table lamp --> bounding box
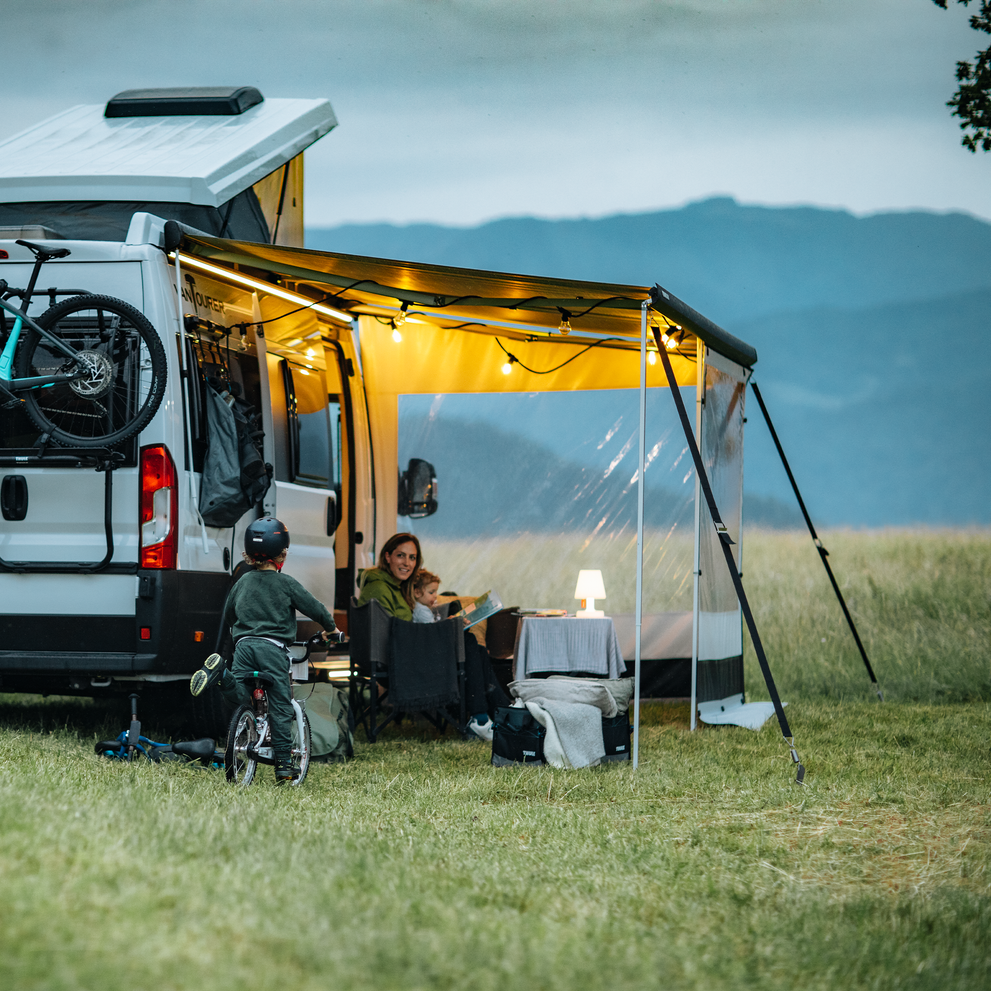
[574,569,606,618]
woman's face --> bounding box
[384,541,418,581]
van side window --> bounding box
[278,359,334,489]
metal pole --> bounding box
[632,300,649,769]
[690,338,704,730]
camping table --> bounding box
[513,616,624,680]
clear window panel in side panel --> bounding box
[398,388,696,629]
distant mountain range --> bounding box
[308,199,991,527]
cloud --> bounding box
[1,0,986,224]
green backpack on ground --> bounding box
[295,683,354,762]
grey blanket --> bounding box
[510,677,620,717]
[524,698,605,769]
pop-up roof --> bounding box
[0,88,336,207]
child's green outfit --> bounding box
[218,569,336,771]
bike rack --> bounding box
[0,436,128,575]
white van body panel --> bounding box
[1,573,137,615]
[270,479,335,608]
[0,466,138,565]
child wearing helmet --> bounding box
[189,516,340,783]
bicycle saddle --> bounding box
[171,738,217,761]
[16,239,71,261]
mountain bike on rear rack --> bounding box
[0,239,166,448]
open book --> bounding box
[453,590,504,629]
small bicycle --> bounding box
[0,240,167,448]
[95,693,220,766]
[224,634,334,787]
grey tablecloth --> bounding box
[514,617,624,679]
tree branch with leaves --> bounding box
[934,0,991,150]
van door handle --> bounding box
[1,475,28,521]
[326,493,338,536]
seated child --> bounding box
[412,569,441,623]
[410,569,498,742]
[189,516,339,783]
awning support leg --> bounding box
[749,380,882,702]
[655,330,805,784]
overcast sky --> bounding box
[3,0,988,226]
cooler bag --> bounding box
[491,705,545,766]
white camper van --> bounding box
[2,87,764,738]
[0,87,404,731]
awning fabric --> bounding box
[175,232,758,389]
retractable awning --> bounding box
[173,230,758,386]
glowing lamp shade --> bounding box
[574,569,606,618]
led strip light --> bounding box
[175,252,353,324]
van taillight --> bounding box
[140,444,177,569]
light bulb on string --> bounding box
[391,320,402,343]
[394,302,409,328]
[501,354,517,375]
[558,309,572,335]
[647,350,657,366]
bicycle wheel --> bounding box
[15,294,166,448]
[225,705,258,785]
[289,705,311,786]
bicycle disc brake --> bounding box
[68,350,115,399]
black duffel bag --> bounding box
[491,705,545,766]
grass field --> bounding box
[1,530,989,991]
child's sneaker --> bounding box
[467,715,494,742]
[275,762,299,785]
[189,653,224,697]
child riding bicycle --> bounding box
[190,516,340,784]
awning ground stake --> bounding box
[749,381,883,702]
[653,323,806,784]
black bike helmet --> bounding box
[244,516,290,560]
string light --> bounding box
[648,350,657,365]
[558,309,572,335]
[663,324,683,350]
[501,355,517,375]
[391,324,403,343]
[394,302,409,327]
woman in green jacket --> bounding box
[357,532,506,740]
[357,532,421,620]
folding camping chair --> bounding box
[349,597,466,742]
